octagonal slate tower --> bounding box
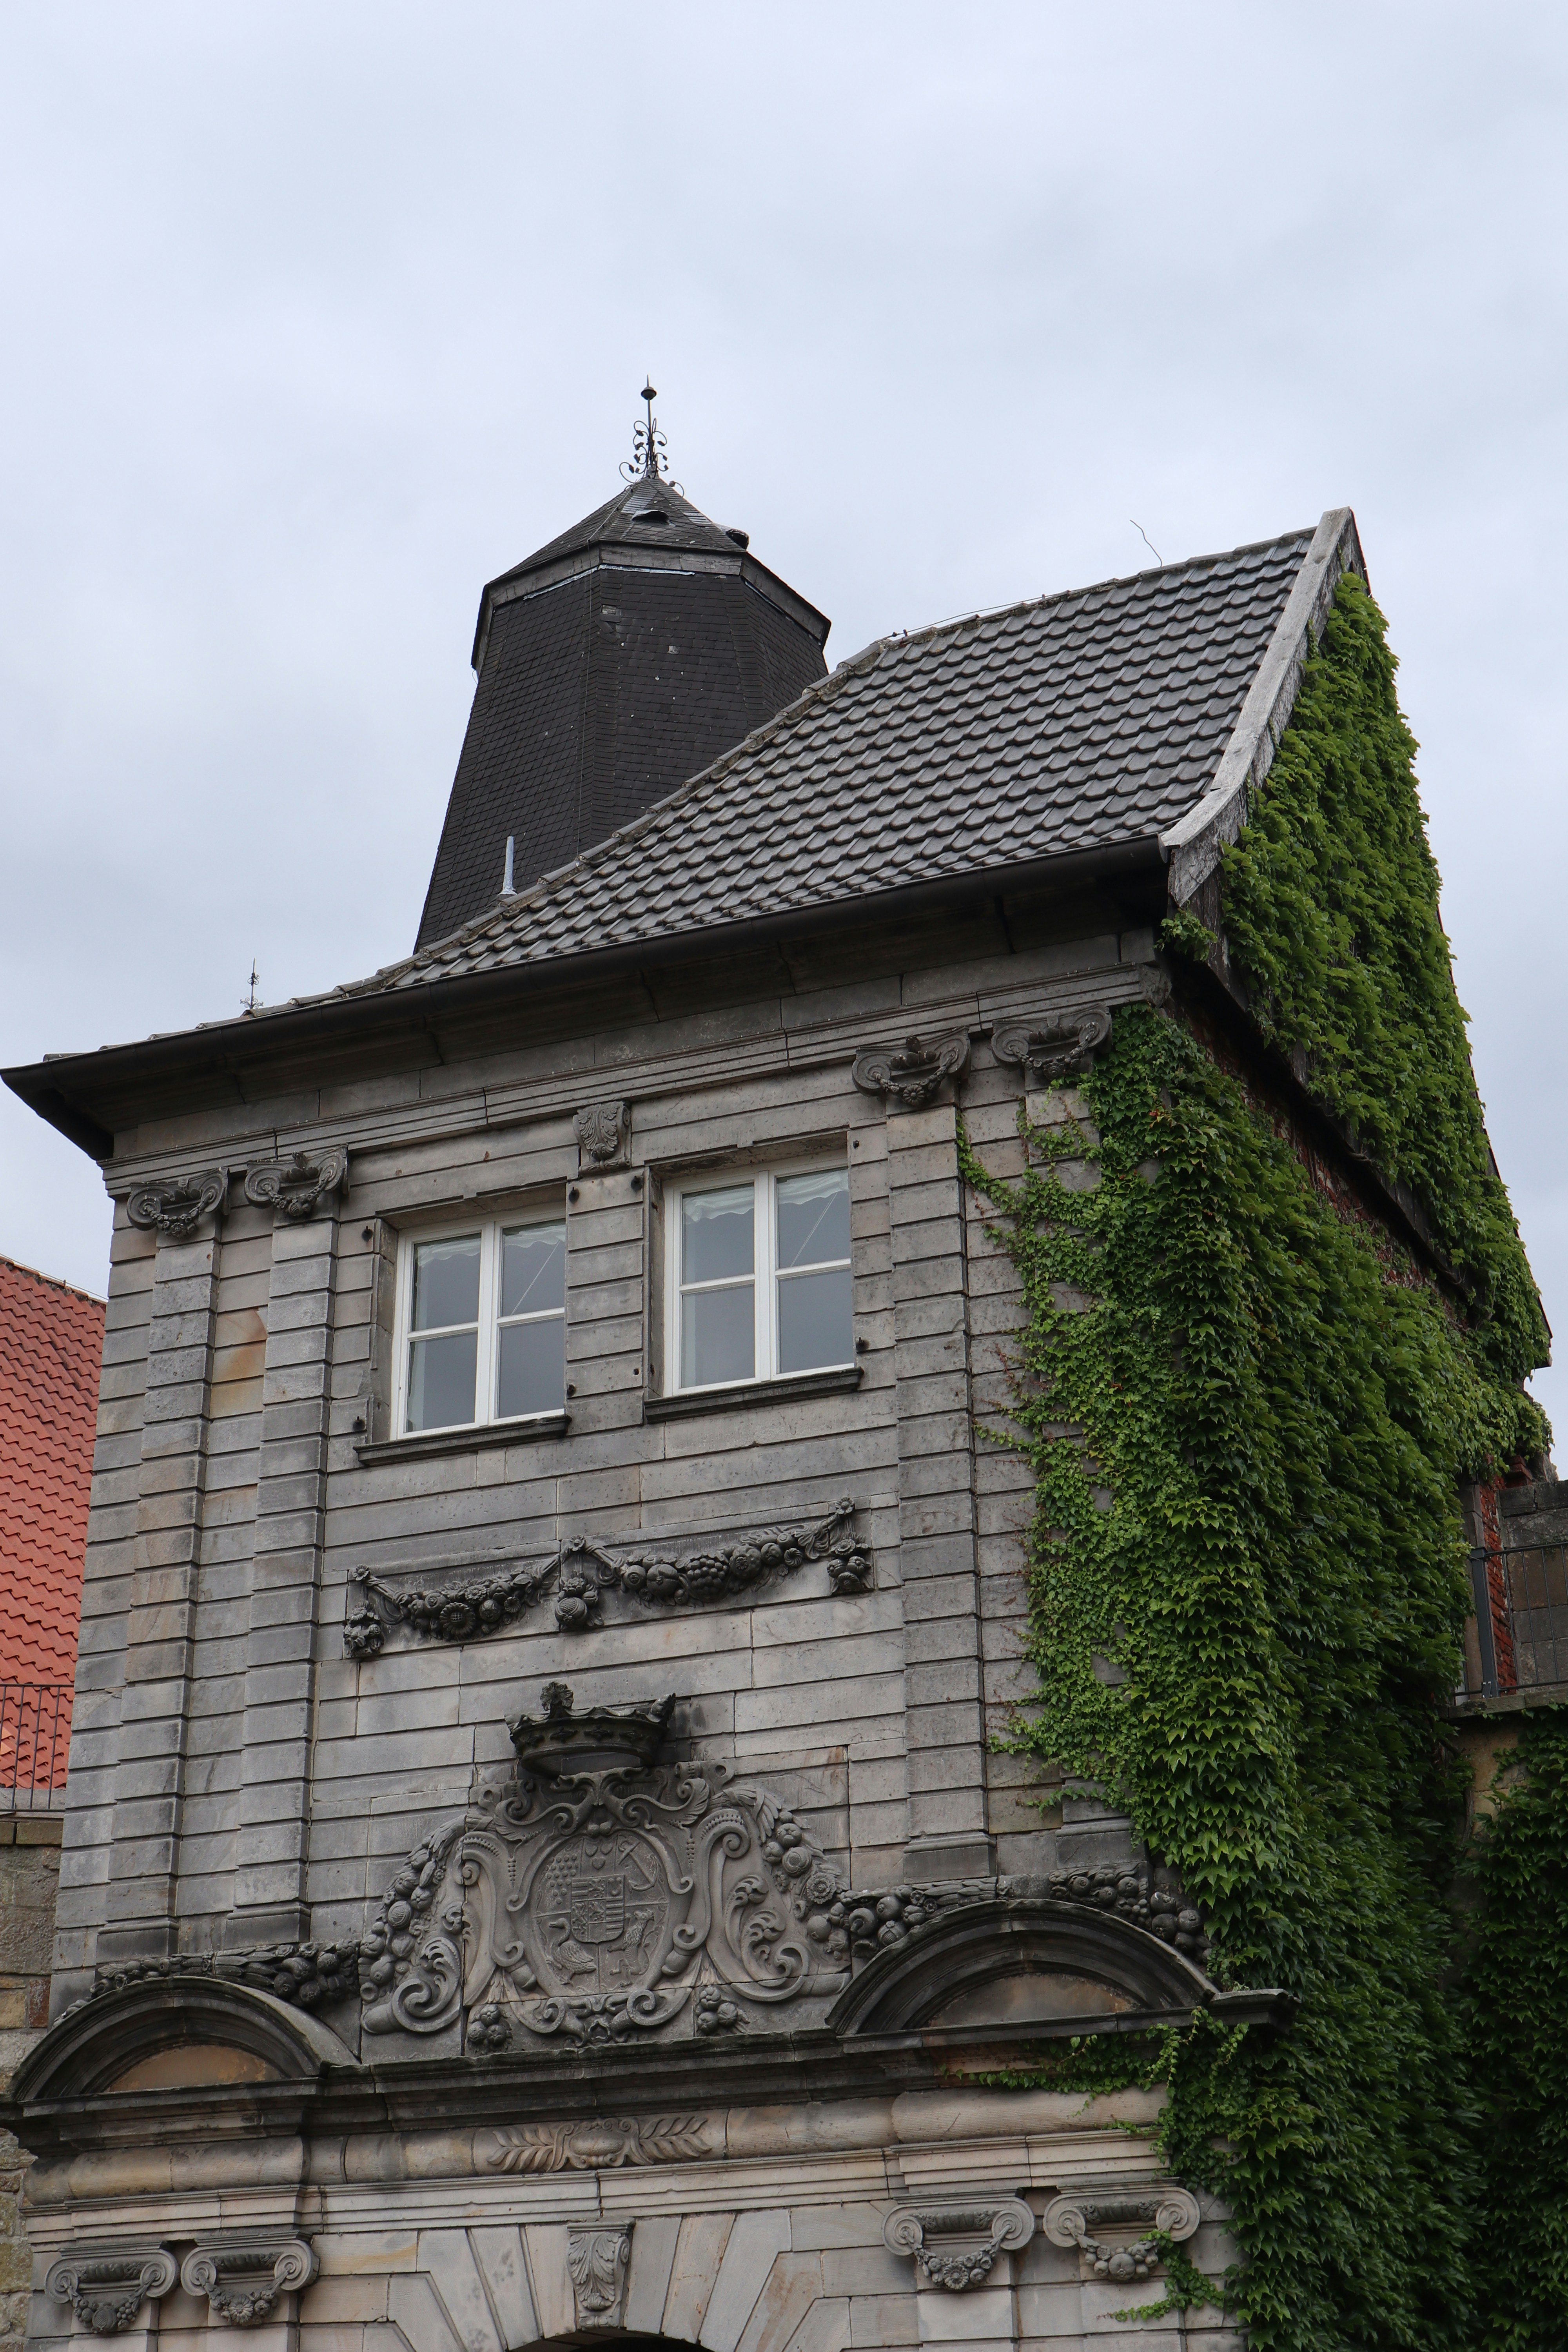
[415,469,831,951]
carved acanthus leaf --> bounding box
[568,2225,632,2327]
[243,1146,348,1219]
[573,1100,628,1169]
[125,1168,227,1238]
[851,1032,970,1109]
[484,2116,710,2172]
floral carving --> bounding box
[125,1168,227,1238]
[358,1688,850,2047]
[343,1499,872,1658]
[1043,2188,1200,2283]
[180,2240,318,2328]
[243,1146,348,1219]
[483,2115,710,2172]
[574,1100,628,1168]
[46,2249,178,2335]
[568,2226,632,2327]
[851,1032,971,1108]
[89,1939,360,2009]
[999,1862,1207,1960]
[991,1007,1114,1081]
[883,2200,1035,2289]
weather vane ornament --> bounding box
[622,379,673,483]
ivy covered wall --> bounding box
[963,576,1559,2348]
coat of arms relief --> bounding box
[359,1685,851,2049]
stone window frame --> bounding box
[661,1150,854,1398]
[390,1203,567,1439]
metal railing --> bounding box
[0,1683,73,1809]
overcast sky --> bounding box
[3,2,1566,1427]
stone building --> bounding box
[4,434,1486,2350]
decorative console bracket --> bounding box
[883,2199,1035,2289]
[991,1005,1114,1082]
[568,2224,633,2329]
[1042,2187,1201,2284]
[181,2237,319,2327]
[851,1031,970,1108]
[125,1168,227,1238]
[243,1146,348,1219]
[574,1100,628,1170]
[45,2246,178,2335]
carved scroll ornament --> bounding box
[568,2226,632,2328]
[125,1168,227,1238]
[180,2238,318,2327]
[45,2247,178,2335]
[1043,2188,1200,2284]
[573,1100,628,1169]
[344,1497,872,1658]
[883,2199,1035,2289]
[243,1146,348,1219]
[851,1031,970,1108]
[991,1005,1113,1082]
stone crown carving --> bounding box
[574,1100,628,1169]
[125,1168,227,1238]
[1043,2188,1200,2285]
[883,2199,1035,2289]
[992,1005,1114,1081]
[180,2238,318,2327]
[344,1498,872,1658]
[243,1146,348,1218]
[851,1031,970,1107]
[46,2247,178,2335]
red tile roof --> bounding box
[0,1256,103,1686]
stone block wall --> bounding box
[0,1818,58,2352]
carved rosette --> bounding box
[243,1146,348,1219]
[358,1695,852,2049]
[46,2247,178,2335]
[125,1168,227,1238]
[180,2238,318,2327]
[574,1100,628,1170]
[1042,2188,1200,2284]
[568,2227,632,2329]
[344,1498,873,1658]
[851,1032,970,1108]
[991,1005,1114,1082]
[883,2200,1035,2289]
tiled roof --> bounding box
[0,1257,102,1686]
[368,526,1314,992]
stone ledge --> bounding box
[356,1412,570,1465]
[644,1366,863,1423]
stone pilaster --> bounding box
[97,1232,220,1965]
[886,1101,993,1879]
[225,1208,340,1947]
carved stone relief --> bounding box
[358,1686,853,2047]
[45,2247,178,2335]
[851,1032,970,1108]
[344,1498,873,1658]
[1043,2188,1201,2285]
[991,1006,1114,1082]
[1000,1863,1208,1962]
[883,2199,1035,2289]
[180,2238,319,2327]
[482,2115,710,2171]
[574,1100,628,1169]
[568,2226,632,2329]
[124,1168,227,1237]
[243,1145,348,1218]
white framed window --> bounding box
[393,1214,566,1436]
[666,1160,853,1392]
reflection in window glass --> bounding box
[498,1316,565,1418]
[682,1186,754,1282]
[776,1167,850,1269]
[408,1328,479,1432]
[777,1264,853,1375]
[500,1224,565,1318]
[775,1168,851,1374]
[412,1234,481,1332]
[681,1285,755,1388]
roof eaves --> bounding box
[1160,507,1365,904]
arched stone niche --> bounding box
[13,1971,356,2100]
[828,1895,1218,2040]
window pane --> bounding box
[412,1234,481,1331]
[776,1166,850,1269]
[498,1316,564,1418]
[501,1222,566,1318]
[682,1185,754,1285]
[407,1329,478,1430]
[777,1265,853,1374]
[681,1283,755,1387]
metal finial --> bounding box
[622,378,672,483]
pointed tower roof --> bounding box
[416,399,831,952]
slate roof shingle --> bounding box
[0,1258,100,1729]
[377,526,1314,994]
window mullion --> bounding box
[477,1222,498,1426]
[758,1172,775,1378]
[395,1236,413,1436]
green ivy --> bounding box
[958,573,1552,2347]
[1460,1713,1568,2350]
